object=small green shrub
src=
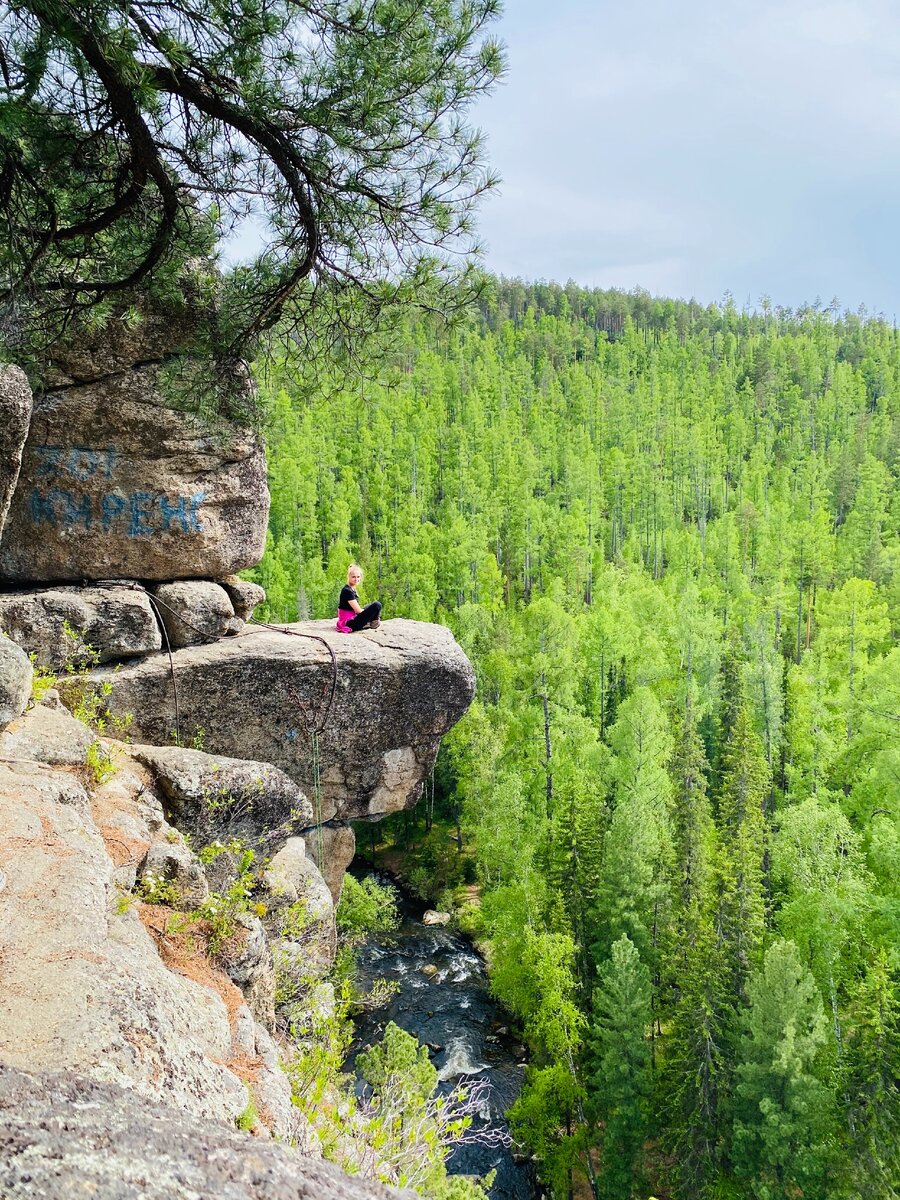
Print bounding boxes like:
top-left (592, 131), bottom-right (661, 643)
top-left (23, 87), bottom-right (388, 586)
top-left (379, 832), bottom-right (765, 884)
top-left (115, 890), bottom-right (137, 915)
top-left (28, 654), bottom-right (57, 703)
top-left (148, 839), bottom-right (261, 957)
top-left (195, 841), bottom-right (257, 953)
top-left (235, 1089), bottom-right (259, 1132)
top-left (137, 870), bottom-right (179, 907)
top-left (61, 619), bottom-right (100, 673)
top-left (170, 726), bottom-right (206, 750)
top-left (57, 624), bottom-right (132, 739)
top-left (279, 896), bottom-right (312, 941)
top-left (70, 678), bottom-right (112, 728)
top-left (284, 976), bottom-right (355, 1106)
top-left (85, 737), bottom-right (119, 786)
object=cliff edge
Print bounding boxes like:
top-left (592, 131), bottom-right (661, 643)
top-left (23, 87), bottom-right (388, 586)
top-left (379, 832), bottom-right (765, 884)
top-left (0, 315), bottom-right (476, 1198)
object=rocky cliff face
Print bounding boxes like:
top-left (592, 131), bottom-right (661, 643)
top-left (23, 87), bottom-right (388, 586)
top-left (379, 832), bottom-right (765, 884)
top-left (0, 335), bottom-right (269, 583)
top-left (0, 701), bottom-right (304, 1141)
top-left (0, 314), bottom-right (476, 1198)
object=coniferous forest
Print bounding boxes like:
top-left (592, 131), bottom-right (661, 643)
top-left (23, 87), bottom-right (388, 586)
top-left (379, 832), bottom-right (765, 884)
top-left (252, 280), bottom-right (900, 1200)
top-left (10, 2), bottom-right (898, 1197)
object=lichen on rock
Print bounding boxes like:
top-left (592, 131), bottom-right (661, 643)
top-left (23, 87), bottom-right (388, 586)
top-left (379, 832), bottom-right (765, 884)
top-left (0, 1063), bottom-right (415, 1199)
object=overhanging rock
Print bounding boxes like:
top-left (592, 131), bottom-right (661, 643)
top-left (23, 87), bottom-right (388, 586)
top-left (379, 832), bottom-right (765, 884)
top-left (72, 619), bottom-right (476, 823)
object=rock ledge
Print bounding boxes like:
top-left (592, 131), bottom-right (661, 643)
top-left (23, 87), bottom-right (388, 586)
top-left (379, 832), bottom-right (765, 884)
top-left (75, 618), bottom-right (476, 823)
top-left (0, 1064), bottom-right (414, 1200)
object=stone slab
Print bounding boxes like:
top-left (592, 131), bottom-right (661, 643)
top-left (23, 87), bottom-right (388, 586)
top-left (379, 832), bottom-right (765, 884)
top-left (70, 619), bottom-right (476, 824)
top-left (0, 583), bottom-right (161, 669)
top-left (0, 1064), bottom-right (415, 1200)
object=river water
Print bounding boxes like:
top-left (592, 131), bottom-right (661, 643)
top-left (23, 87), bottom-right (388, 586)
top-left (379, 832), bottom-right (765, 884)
top-left (346, 873), bottom-right (536, 1200)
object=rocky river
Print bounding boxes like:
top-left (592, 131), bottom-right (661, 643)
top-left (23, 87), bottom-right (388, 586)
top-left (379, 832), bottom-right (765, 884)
top-left (346, 873), bottom-right (537, 1200)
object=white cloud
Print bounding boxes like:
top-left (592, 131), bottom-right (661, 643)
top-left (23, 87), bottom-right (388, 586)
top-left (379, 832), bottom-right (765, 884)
top-left (472, 0), bottom-right (900, 311)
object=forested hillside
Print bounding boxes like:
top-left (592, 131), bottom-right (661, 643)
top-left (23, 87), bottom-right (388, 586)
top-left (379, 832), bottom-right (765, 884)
top-left (251, 280), bottom-right (900, 1200)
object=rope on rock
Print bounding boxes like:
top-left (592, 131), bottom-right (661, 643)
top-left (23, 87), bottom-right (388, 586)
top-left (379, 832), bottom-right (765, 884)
top-left (309, 729), bottom-right (325, 876)
top-left (254, 620), bottom-right (338, 737)
top-left (142, 590), bottom-right (182, 747)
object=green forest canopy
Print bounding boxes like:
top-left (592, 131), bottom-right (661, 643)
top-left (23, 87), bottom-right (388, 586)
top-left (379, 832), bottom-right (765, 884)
top-left (253, 278), bottom-right (900, 1200)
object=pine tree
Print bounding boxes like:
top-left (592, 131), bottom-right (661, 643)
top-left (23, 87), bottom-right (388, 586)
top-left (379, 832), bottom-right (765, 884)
top-left (732, 940), bottom-right (834, 1200)
top-left (1, 1), bottom-right (504, 367)
top-left (771, 798), bottom-right (868, 1064)
top-left (839, 454), bottom-right (891, 580)
top-left (661, 699), bottom-right (731, 1198)
top-left (590, 935), bottom-right (652, 1200)
top-left (712, 628), bottom-right (744, 797)
top-left (661, 918), bottom-right (733, 1198)
top-left (716, 697), bottom-right (769, 1001)
top-left (842, 954), bottom-right (900, 1199)
top-left (670, 693), bottom-right (716, 935)
top-left (595, 688), bottom-right (673, 963)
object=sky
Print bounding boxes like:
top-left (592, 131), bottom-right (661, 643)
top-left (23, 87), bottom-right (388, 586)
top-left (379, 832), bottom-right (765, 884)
top-left (471, 0), bottom-right (900, 315)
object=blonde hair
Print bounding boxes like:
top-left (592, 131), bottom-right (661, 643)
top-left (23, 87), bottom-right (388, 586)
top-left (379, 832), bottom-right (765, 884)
top-left (347, 563), bottom-right (363, 582)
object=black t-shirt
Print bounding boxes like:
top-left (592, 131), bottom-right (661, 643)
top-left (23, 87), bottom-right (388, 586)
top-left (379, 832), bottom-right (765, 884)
top-left (339, 585), bottom-right (358, 609)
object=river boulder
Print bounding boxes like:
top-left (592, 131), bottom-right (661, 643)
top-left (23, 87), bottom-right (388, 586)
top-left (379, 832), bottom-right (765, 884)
top-left (422, 910), bottom-right (452, 926)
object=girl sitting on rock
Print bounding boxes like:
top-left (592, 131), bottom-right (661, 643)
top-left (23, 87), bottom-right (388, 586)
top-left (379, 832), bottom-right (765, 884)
top-left (336, 564), bottom-right (382, 633)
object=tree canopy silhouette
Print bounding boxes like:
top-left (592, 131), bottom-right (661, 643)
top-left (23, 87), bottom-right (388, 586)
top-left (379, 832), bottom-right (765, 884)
top-left (0, 0), bottom-right (503, 366)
